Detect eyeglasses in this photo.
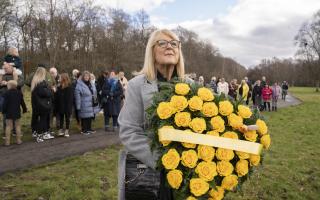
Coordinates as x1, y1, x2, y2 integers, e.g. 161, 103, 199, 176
155, 40, 180, 48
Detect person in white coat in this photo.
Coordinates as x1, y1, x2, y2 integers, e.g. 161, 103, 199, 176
217, 78, 229, 96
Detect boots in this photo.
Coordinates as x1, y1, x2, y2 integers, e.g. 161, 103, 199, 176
275, 106, 277, 111
64, 129, 70, 137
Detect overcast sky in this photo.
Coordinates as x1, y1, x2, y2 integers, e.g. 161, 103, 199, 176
95, 0, 320, 67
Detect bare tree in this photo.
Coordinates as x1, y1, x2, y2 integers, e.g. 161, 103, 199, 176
295, 10, 320, 91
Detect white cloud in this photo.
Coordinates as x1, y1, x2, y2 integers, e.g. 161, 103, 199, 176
152, 0, 320, 67
94, 0, 174, 12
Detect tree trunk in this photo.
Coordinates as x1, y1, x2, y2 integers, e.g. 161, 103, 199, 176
316, 80, 319, 92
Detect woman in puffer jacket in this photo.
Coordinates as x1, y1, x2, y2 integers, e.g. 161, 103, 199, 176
74, 71, 100, 135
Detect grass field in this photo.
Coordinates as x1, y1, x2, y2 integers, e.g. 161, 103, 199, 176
1, 87, 320, 200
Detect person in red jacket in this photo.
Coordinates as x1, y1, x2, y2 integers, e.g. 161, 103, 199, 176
262, 84, 272, 111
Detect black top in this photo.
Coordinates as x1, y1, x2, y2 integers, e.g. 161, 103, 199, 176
4, 55, 22, 70
31, 81, 53, 114
55, 85, 73, 115
2, 89, 26, 119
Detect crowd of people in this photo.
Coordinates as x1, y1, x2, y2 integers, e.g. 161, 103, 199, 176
195, 75, 289, 111
0, 46, 289, 147
1, 47, 127, 146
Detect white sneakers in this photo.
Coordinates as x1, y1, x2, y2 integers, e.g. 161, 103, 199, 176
43, 132, 55, 140
64, 129, 70, 137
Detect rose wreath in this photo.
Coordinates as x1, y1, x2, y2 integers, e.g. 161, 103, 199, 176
146, 81, 271, 200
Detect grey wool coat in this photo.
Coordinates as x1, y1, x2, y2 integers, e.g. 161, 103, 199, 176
117, 74, 160, 200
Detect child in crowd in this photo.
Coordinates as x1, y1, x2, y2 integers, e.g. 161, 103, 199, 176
2, 80, 27, 146
55, 73, 73, 137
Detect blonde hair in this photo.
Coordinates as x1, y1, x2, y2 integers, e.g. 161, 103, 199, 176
7, 80, 17, 89
8, 47, 18, 56
139, 29, 185, 81
31, 67, 46, 91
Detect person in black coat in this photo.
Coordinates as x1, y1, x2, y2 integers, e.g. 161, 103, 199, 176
252, 80, 263, 109
55, 73, 73, 137
101, 73, 123, 132
2, 80, 27, 146
31, 67, 54, 142
4, 47, 22, 71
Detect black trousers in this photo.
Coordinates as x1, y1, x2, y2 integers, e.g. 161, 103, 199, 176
59, 113, 71, 129
36, 113, 50, 134
81, 117, 92, 132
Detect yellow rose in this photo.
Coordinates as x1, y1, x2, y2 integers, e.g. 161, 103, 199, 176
170, 95, 188, 112
189, 178, 209, 197
198, 145, 215, 162
243, 130, 258, 142
174, 112, 191, 127
249, 154, 261, 166
159, 125, 174, 146
221, 175, 238, 191
209, 187, 225, 200
227, 113, 243, 129
235, 159, 249, 177
167, 169, 183, 189
175, 83, 190, 95
201, 102, 218, 117
181, 150, 198, 168
195, 161, 217, 181
157, 102, 175, 119
235, 151, 250, 160
162, 149, 180, 170
260, 134, 271, 149
217, 161, 234, 176
237, 105, 252, 119
210, 116, 225, 132
206, 130, 220, 136
197, 87, 214, 101
188, 96, 203, 111
216, 148, 234, 161
181, 142, 197, 149
189, 117, 206, 133
222, 131, 238, 139
256, 119, 268, 136
186, 196, 197, 200
219, 101, 234, 116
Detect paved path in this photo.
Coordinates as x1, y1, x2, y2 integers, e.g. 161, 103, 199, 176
0, 93, 301, 175
277, 93, 302, 108
0, 130, 120, 175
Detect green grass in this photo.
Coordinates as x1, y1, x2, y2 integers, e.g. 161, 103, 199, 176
1, 87, 320, 200
0, 146, 120, 200
226, 87, 320, 200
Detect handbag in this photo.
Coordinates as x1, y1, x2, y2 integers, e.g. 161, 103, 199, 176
125, 154, 161, 200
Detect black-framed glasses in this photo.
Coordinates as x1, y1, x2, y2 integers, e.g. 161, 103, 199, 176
156, 40, 180, 48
